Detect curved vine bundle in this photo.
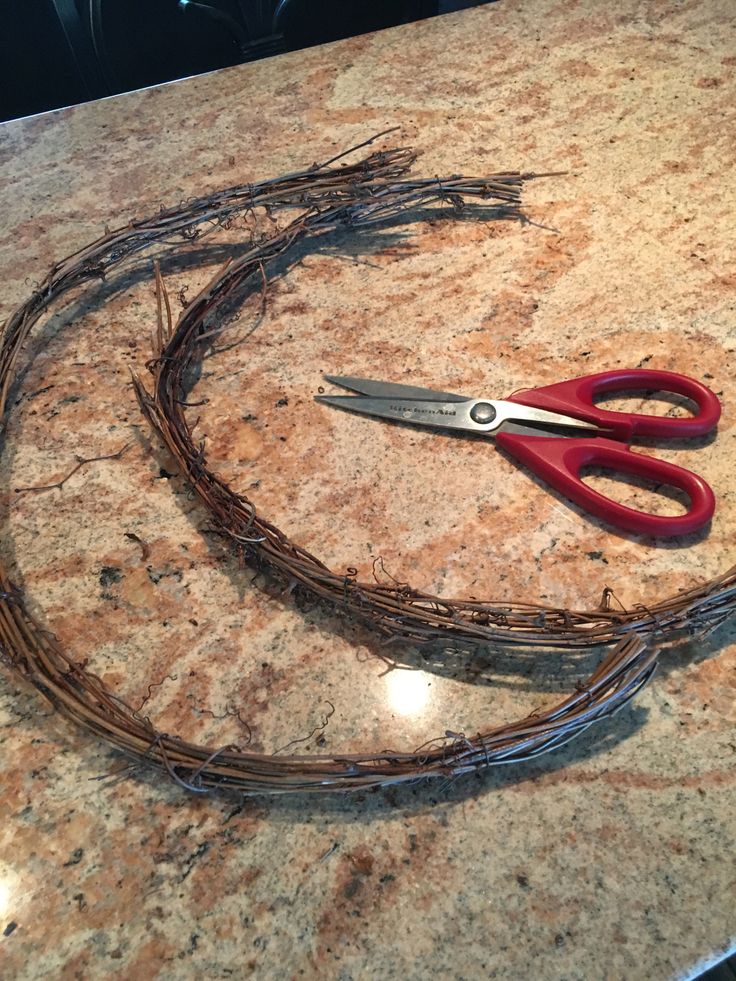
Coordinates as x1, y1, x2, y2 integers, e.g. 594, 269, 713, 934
1, 136, 733, 794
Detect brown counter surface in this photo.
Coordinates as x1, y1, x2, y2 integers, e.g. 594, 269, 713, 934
0, 1, 734, 977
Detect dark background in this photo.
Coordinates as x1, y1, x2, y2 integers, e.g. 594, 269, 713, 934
0, 0, 490, 123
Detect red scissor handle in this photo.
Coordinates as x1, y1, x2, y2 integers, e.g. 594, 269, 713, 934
495, 433, 715, 537
506, 368, 721, 440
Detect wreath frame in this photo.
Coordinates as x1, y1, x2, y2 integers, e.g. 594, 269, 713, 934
1, 136, 733, 794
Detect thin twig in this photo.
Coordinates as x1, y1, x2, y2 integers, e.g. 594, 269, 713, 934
275, 701, 335, 754
14, 442, 132, 493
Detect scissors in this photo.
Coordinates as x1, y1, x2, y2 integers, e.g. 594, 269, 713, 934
315, 368, 721, 538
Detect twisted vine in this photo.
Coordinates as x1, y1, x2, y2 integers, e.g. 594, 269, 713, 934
1, 136, 732, 793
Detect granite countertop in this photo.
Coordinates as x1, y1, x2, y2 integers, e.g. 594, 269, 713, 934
0, 1, 734, 977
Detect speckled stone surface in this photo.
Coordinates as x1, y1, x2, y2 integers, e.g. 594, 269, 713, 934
0, 1, 734, 977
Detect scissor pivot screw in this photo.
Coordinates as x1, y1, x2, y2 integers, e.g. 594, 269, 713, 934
470, 402, 496, 425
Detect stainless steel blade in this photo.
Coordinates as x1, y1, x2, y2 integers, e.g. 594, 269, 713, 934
323, 375, 469, 402
316, 393, 602, 438
492, 400, 600, 433
315, 395, 496, 433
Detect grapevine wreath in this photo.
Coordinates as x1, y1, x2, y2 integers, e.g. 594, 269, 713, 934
1, 135, 734, 794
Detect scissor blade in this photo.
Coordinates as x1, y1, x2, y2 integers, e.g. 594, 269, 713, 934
315, 395, 479, 432
323, 375, 469, 402
495, 400, 600, 433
